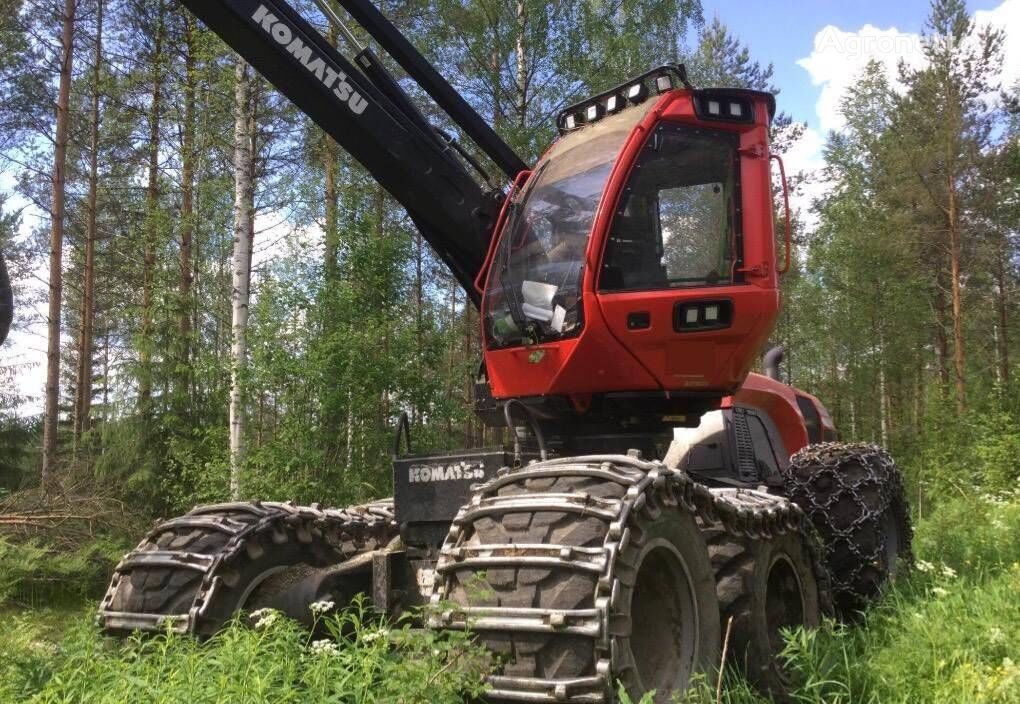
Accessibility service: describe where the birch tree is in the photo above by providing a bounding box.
[229,58,254,500]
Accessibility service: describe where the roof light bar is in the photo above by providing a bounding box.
[556,64,710,133]
[626,82,648,103]
[693,91,756,124]
[605,93,625,113]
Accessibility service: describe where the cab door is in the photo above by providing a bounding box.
[594,119,777,394]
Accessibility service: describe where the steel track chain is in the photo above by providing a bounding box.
[428,454,832,704]
[784,442,913,607]
[98,499,397,634]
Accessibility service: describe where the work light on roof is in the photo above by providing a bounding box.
[605,94,624,113]
[585,103,603,122]
[655,75,673,93]
[626,82,647,103]
[564,113,579,130]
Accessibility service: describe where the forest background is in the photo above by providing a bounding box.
[0,0,1018,701]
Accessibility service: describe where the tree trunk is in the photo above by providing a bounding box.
[877,333,889,449]
[374,184,390,425]
[413,229,423,427]
[41,0,77,492]
[946,182,966,414]
[139,2,165,417]
[515,0,527,128]
[932,269,951,396]
[74,0,102,447]
[322,19,340,287]
[178,14,197,403]
[229,59,254,501]
[994,245,1010,389]
[463,303,475,447]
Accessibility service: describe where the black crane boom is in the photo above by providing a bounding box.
[332,0,528,179]
[179,0,522,302]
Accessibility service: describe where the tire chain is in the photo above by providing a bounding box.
[428,454,832,704]
[783,442,913,608]
[98,499,397,634]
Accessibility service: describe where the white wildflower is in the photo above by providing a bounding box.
[310,639,340,656]
[29,641,58,656]
[251,608,281,629]
[989,627,1005,644]
[931,586,950,598]
[362,627,390,643]
[916,560,935,573]
[309,600,336,615]
[941,565,957,579]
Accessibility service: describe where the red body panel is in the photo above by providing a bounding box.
[484,89,781,403]
[728,373,837,458]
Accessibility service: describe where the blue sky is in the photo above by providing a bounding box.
[701,0,1014,133]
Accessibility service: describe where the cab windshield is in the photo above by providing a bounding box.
[484,105,651,348]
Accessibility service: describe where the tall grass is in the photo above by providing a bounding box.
[2,491,1018,703]
[0,599,488,703]
[773,489,1020,704]
[623,489,1020,704]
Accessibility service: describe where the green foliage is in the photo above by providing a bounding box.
[907,404,1020,507]
[914,489,1020,574]
[0,538,47,604]
[770,490,1020,704]
[775,567,1020,704]
[0,600,488,704]
[0,536,125,607]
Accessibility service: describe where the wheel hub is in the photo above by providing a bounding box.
[629,540,699,702]
[764,555,805,655]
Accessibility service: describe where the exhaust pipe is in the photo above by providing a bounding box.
[763,345,784,381]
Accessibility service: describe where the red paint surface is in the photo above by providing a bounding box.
[483,89,782,405]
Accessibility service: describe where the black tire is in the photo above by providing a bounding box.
[705,526,822,698]
[783,443,913,614]
[432,456,721,703]
[99,501,396,636]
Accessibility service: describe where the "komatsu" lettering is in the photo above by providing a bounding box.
[408,461,486,484]
[251,4,367,115]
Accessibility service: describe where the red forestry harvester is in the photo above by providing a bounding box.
[99,1,913,700]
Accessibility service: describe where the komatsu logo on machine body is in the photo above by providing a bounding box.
[251,4,368,115]
[408,461,486,484]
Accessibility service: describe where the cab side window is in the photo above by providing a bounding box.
[601,123,740,292]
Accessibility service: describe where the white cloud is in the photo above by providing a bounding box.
[789,0,1020,228]
[798,0,1020,135]
[783,126,826,177]
[974,0,1020,92]
[797,24,925,134]
[782,126,829,230]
